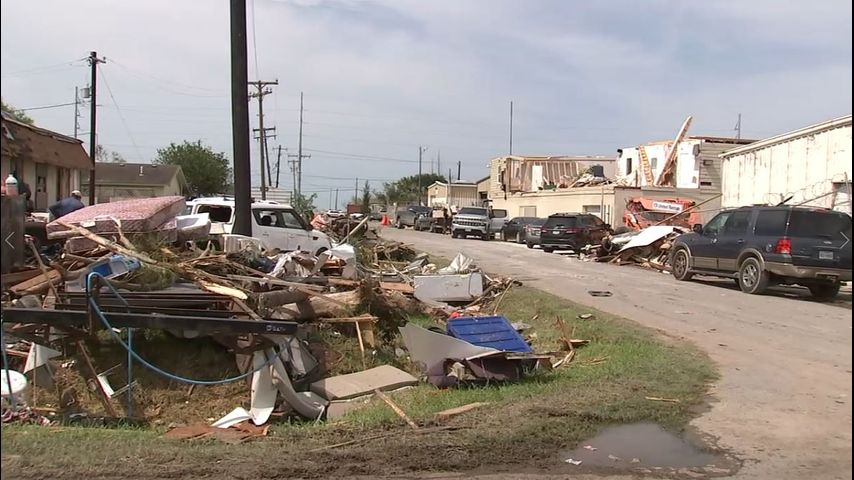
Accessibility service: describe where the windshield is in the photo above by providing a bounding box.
[412,206,431,214]
[458,207,487,216]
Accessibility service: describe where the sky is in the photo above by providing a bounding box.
[2,0,851,209]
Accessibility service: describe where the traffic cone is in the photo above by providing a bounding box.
[380,214,389,226]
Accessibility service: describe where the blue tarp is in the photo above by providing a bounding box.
[446,316,533,353]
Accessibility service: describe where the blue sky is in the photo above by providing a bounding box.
[2,0,851,208]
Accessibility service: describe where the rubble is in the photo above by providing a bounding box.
[1,194,562,432]
[583,225,688,271]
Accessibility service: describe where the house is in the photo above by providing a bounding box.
[616,136,755,190]
[719,115,852,213]
[426,181,480,208]
[487,150,727,226]
[1,112,90,211]
[82,162,188,203]
[475,176,490,203]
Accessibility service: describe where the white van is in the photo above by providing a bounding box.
[185,197,332,255]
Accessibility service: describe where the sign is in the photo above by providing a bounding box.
[651,201,684,213]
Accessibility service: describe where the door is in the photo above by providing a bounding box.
[689,211,732,270]
[489,209,508,233]
[503,218,519,239]
[252,208,291,250]
[715,209,753,272]
[276,208,313,252]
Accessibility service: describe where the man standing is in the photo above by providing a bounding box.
[442,207,450,234]
[49,190,85,219]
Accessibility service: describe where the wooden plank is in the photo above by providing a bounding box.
[379,282,414,294]
[374,389,419,429]
[435,402,490,420]
[10,270,61,295]
[1,269,41,286]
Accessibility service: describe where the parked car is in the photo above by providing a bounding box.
[539,213,611,253]
[368,211,384,221]
[185,197,332,255]
[670,206,852,298]
[326,209,345,219]
[451,207,507,240]
[524,219,546,249]
[500,217,544,244]
[395,205,431,228]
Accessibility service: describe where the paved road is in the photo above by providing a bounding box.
[382,227,853,480]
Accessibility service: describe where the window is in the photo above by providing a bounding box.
[722,210,751,235]
[703,211,732,236]
[754,210,789,236]
[520,206,537,217]
[544,216,577,228]
[788,210,852,240]
[650,157,658,170]
[198,205,232,223]
[626,158,633,174]
[254,209,305,229]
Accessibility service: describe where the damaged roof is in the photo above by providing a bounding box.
[1,111,92,170]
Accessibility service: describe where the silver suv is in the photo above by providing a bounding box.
[451,207,507,240]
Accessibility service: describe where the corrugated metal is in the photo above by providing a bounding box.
[1,115,91,170]
[721,122,853,208]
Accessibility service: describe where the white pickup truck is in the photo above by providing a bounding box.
[185,197,332,255]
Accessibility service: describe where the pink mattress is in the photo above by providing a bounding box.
[47,196,185,239]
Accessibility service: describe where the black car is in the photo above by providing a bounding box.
[670,206,852,298]
[500,217,544,244]
[539,213,611,253]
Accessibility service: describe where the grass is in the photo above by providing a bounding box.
[1,286,716,479]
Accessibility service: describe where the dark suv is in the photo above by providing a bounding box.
[670,206,852,298]
[539,213,611,253]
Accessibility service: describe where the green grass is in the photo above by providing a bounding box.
[1,286,716,479]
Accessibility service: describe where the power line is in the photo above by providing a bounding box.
[248,0,261,80]
[108,58,228,98]
[99,68,145,162]
[1,58,87,77]
[304,148,417,164]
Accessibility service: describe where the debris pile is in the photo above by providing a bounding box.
[1,195,576,433]
[583,226,687,271]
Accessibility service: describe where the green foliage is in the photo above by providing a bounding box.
[153,140,232,196]
[291,191,318,217]
[375,173,445,205]
[360,180,371,213]
[1,98,34,125]
[96,145,126,164]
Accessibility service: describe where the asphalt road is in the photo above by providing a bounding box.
[382,227,853,480]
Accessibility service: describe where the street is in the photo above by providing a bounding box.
[382,227,853,480]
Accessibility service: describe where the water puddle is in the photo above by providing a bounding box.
[561,422,734,475]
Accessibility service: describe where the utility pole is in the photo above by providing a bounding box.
[248,79,278,200]
[287,92,310,196]
[457,160,461,181]
[252,126,276,192]
[335,188,339,209]
[355,177,359,204]
[275,145,283,189]
[509,100,514,155]
[73,87,81,139]
[448,168,453,210]
[418,146,428,206]
[87,51,105,206]
[437,150,441,177]
[735,113,742,140]
[230,0,252,236]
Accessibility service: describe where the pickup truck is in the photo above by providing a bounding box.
[451,207,507,240]
[394,206,431,228]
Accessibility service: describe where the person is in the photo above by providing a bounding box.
[11,172,32,211]
[442,207,450,234]
[49,190,85,219]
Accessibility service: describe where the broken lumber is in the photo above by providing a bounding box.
[271,290,359,321]
[374,389,418,429]
[10,270,62,296]
[435,402,490,420]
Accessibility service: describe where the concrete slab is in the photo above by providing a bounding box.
[310,365,418,401]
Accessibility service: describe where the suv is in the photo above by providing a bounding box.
[539,213,611,253]
[670,206,852,298]
[186,197,332,255]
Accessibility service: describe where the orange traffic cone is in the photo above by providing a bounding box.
[380,214,390,226]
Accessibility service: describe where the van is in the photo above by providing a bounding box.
[185,197,332,255]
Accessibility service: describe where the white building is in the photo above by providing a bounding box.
[720,115,852,213]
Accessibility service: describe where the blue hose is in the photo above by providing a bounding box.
[86,272,275,386]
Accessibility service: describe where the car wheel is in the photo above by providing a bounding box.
[543,247,554,253]
[738,257,769,294]
[526,242,534,249]
[395,219,403,229]
[451,231,458,239]
[808,282,841,300]
[481,232,490,241]
[671,249,693,281]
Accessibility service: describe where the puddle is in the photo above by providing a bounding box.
[561,422,726,469]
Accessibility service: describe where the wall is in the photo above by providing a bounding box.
[721,123,852,209]
[427,183,478,208]
[490,186,618,225]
